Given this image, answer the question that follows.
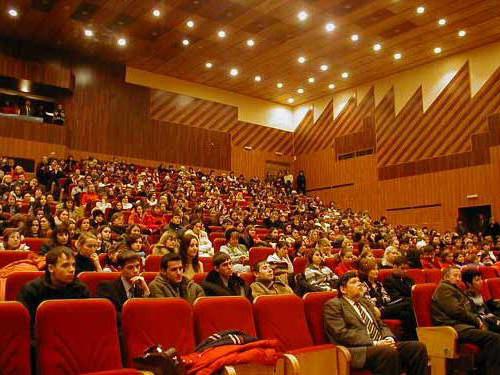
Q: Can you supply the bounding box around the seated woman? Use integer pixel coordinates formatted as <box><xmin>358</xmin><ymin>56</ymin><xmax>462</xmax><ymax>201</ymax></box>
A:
<box><xmin>317</xmin><ymin>237</ymin><xmax>334</xmax><ymax>258</ymax></box>
<box><xmin>124</xmin><ymin>234</ymin><xmax>146</xmax><ymax>259</ymax></box>
<box><xmin>184</xmin><ymin>220</ymin><xmax>213</xmax><ymax>257</ymax></box>
<box><xmin>39</xmin><ymin>215</ymin><xmax>54</xmax><ymax>238</ymax></box>
<box><xmin>334</xmin><ymin>246</ymin><xmax>357</xmax><ymax>276</ymax></box>
<box><xmin>54</xmin><ymin>209</ymin><xmax>71</xmax><ymax>227</ymax></box>
<box><xmin>127</xmin><ymin>205</ymin><xmax>148</xmax><ymax>232</ymax></box>
<box><xmin>40</xmin><ymin>225</ymin><xmax>71</xmax><ymax>255</ymax></box>
<box><xmin>76</xmin><ymin>217</ymin><xmax>93</xmax><ymax>237</ymax></box>
<box><xmin>179</xmin><ymin>233</ymin><xmax>204</xmax><ymax>280</ymax></box>
<box><xmin>96</xmin><ymin>225</ymin><xmax>113</xmax><ymax>254</ymax></box>
<box><xmin>264</xmin><ymin>228</ymin><xmax>280</xmax><ymax>248</ymax></box>
<box><xmin>304</xmin><ymin>249</ymin><xmax>338</xmax><ymax>291</ymax></box>
<box><xmin>239</xmin><ymin>224</ymin><xmax>267</xmax><ymax>250</ymax></box>
<box><xmin>0</xmin><ymin>228</ymin><xmax>30</xmax><ymax>251</ymax></box>
<box><xmin>143</xmin><ymin>205</ymin><xmax>167</xmax><ymax>233</ymax></box>
<box><xmin>23</xmin><ymin>217</ymin><xmax>41</xmax><ymax>238</ymax></box>
<box><xmin>380</xmin><ymin>245</ymin><xmax>401</xmax><ymax>269</ymax></box>
<box><xmin>75</xmin><ymin>232</ymin><xmax>103</xmax><ymax>274</ymax></box>
<box><xmin>220</xmin><ymin>228</ymin><xmax>250</xmax><ymax>273</ymax></box>
<box><xmin>152</xmin><ymin>231</ymin><xmax>179</xmax><ymax>256</ymax></box>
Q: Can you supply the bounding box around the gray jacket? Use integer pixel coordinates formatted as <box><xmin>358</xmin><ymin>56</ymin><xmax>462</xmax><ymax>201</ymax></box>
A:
<box><xmin>148</xmin><ymin>274</ymin><xmax>205</xmax><ymax>304</ymax></box>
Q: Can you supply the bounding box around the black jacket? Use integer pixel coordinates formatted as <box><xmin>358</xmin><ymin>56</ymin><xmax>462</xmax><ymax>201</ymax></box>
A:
<box><xmin>202</xmin><ymin>270</ymin><xmax>252</xmax><ymax>300</ymax></box>
<box><xmin>75</xmin><ymin>253</ymin><xmax>97</xmax><ymax>275</ymax></box>
<box><xmin>383</xmin><ymin>275</ymin><xmax>415</xmax><ymax>301</ymax></box>
<box><xmin>97</xmin><ymin>277</ymin><xmax>128</xmax><ymax>312</ymax></box>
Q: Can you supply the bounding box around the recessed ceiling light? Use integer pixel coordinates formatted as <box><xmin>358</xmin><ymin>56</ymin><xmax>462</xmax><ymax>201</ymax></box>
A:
<box><xmin>117</xmin><ymin>38</ymin><xmax>127</xmax><ymax>47</ymax></box>
<box><xmin>152</xmin><ymin>9</ymin><xmax>161</xmax><ymax>17</ymax></box>
<box><xmin>246</xmin><ymin>39</ymin><xmax>255</xmax><ymax>47</ymax></box>
<box><xmin>373</xmin><ymin>43</ymin><xmax>382</xmax><ymax>51</ymax></box>
<box><xmin>297</xmin><ymin>11</ymin><xmax>308</xmax><ymax>21</ymax></box>
<box><xmin>328</xmin><ymin>83</ymin><xmax>336</xmax><ymax>90</ymax></box>
<box><xmin>320</xmin><ymin>64</ymin><xmax>329</xmax><ymax>71</ymax></box>
<box><xmin>341</xmin><ymin>72</ymin><xmax>349</xmax><ymax>79</ymax></box>
<box><xmin>438</xmin><ymin>18</ymin><xmax>446</xmax><ymax>26</ymax></box>
<box><xmin>351</xmin><ymin>34</ymin><xmax>359</xmax><ymax>42</ymax></box>
<box><xmin>325</xmin><ymin>22</ymin><xmax>336</xmax><ymax>32</ymax></box>
<box><xmin>8</xmin><ymin>8</ymin><xmax>19</xmax><ymax>17</ymax></box>
<box><xmin>186</xmin><ymin>20</ymin><xmax>195</xmax><ymax>28</ymax></box>
<box><xmin>393</xmin><ymin>52</ymin><xmax>402</xmax><ymax>60</ymax></box>
<box><xmin>205</xmin><ymin>62</ymin><xmax>213</xmax><ymax>69</ymax></box>
<box><xmin>308</xmin><ymin>77</ymin><xmax>315</xmax><ymax>83</ymax></box>
<box><xmin>434</xmin><ymin>47</ymin><xmax>442</xmax><ymax>54</ymax></box>
<box><xmin>229</xmin><ymin>68</ymin><xmax>239</xmax><ymax>76</ymax></box>
<box><xmin>458</xmin><ymin>30</ymin><xmax>467</xmax><ymax>37</ymax></box>
<box><xmin>416</xmin><ymin>6</ymin><xmax>425</xmax><ymax>14</ymax></box>
<box><xmin>297</xmin><ymin>88</ymin><xmax>304</xmax><ymax>94</ymax></box>
<box><xmin>182</xmin><ymin>39</ymin><xmax>190</xmax><ymax>46</ymax></box>
<box><xmin>84</xmin><ymin>29</ymin><xmax>94</xmax><ymax>37</ymax></box>
<box><xmin>254</xmin><ymin>75</ymin><xmax>262</xmax><ymax>82</ymax></box>
<box><xmin>217</xmin><ymin>30</ymin><xmax>226</xmax><ymax>38</ymax></box>
<box><xmin>277</xmin><ymin>82</ymin><xmax>284</xmax><ymax>88</ymax></box>
<box><xmin>287</xmin><ymin>98</ymin><xmax>295</xmax><ymax>104</ymax></box>
<box><xmin>297</xmin><ymin>56</ymin><xmax>306</xmax><ymax>64</ymax></box>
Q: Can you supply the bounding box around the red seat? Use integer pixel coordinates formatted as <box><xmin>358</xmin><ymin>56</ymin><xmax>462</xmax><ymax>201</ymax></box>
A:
<box><xmin>293</xmin><ymin>257</ymin><xmax>307</xmax><ymax>274</ymax></box>
<box><xmin>208</xmin><ymin>231</ymin><xmax>225</xmax><ymax>243</ymax></box>
<box><xmin>23</xmin><ymin>237</ymin><xmax>48</xmax><ymax>253</ymax></box>
<box><xmin>199</xmin><ymin>256</ymin><xmax>213</xmax><ymax>272</ymax></box>
<box><xmin>249</xmin><ymin>247</ymin><xmax>275</xmax><ymax>267</ymax></box>
<box><xmin>303</xmin><ymin>291</ymin><xmax>337</xmax><ymax>345</ymax></box>
<box><xmin>122</xmin><ymin>298</ymin><xmax>196</xmax><ymax>367</ymax></box>
<box><xmin>208</xmin><ymin>226</ymin><xmax>223</xmax><ymax>232</ymax></box>
<box><xmin>78</xmin><ymin>272</ymin><xmax>121</xmax><ymax>297</ymax></box>
<box><xmin>192</xmin><ymin>272</ymin><xmax>208</xmax><ymax>285</ymax></box>
<box><xmin>0</xmin><ymin>301</ymin><xmax>31</xmax><ymax>375</ymax></box>
<box><xmin>371</xmin><ymin>249</ymin><xmax>384</xmax><ymax>258</ymax></box>
<box><xmin>424</xmin><ymin>268</ymin><xmax>442</xmax><ymax>283</ymax></box>
<box><xmin>324</xmin><ymin>257</ymin><xmax>339</xmax><ymax>272</ymax></box>
<box><xmin>144</xmin><ymin>255</ymin><xmax>162</xmax><ymax>272</ymax></box>
<box><xmin>377</xmin><ymin>269</ymin><xmax>393</xmax><ymax>282</ymax></box>
<box><xmin>478</xmin><ymin>266</ymin><xmax>498</xmax><ymax>279</ymax></box>
<box><xmin>406</xmin><ymin>269</ymin><xmax>426</xmax><ymax>284</ymax></box>
<box><xmin>0</xmin><ymin>250</ymin><xmax>30</xmax><ymax>269</ymax></box>
<box><xmin>213</xmin><ymin>238</ymin><xmax>226</xmax><ymax>253</ymax></box>
<box><xmin>4</xmin><ymin>271</ymin><xmax>44</xmax><ymax>301</ymax></box>
<box><xmin>239</xmin><ymin>272</ymin><xmax>255</xmax><ymax>285</ymax></box>
<box><xmin>36</xmin><ymin>299</ymin><xmax>140</xmax><ymax>375</ymax></box>
<box><xmin>485</xmin><ymin>277</ymin><xmax>500</xmax><ymax>299</ymax></box>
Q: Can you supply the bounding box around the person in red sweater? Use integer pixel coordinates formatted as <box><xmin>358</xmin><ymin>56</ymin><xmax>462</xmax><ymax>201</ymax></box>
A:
<box><xmin>143</xmin><ymin>205</ymin><xmax>166</xmax><ymax>233</ymax></box>
<box><xmin>335</xmin><ymin>246</ymin><xmax>358</xmax><ymax>276</ymax></box>
<box><xmin>420</xmin><ymin>245</ymin><xmax>440</xmax><ymax>269</ymax></box>
<box><xmin>80</xmin><ymin>184</ymin><xmax>99</xmax><ymax>206</ymax></box>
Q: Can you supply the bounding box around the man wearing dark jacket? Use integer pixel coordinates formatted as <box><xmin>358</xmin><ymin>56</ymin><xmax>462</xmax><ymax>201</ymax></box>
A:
<box><xmin>202</xmin><ymin>253</ymin><xmax>252</xmax><ymax>300</ymax></box>
<box><xmin>383</xmin><ymin>256</ymin><xmax>414</xmax><ymax>301</ymax></box>
<box><xmin>18</xmin><ymin>246</ymin><xmax>90</xmax><ymax>323</ymax></box>
<box><xmin>432</xmin><ymin>266</ymin><xmax>500</xmax><ymax>375</ymax></box>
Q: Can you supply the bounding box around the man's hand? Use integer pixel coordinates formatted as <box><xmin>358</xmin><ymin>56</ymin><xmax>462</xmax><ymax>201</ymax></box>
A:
<box><xmin>130</xmin><ymin>275</ymin><xmax>150</xmax><ymax>297</ymax></box>
<box><xmin>374</xmin><ymin>338</ymin><xmax>397</xmax><ymax>349</ymax></box>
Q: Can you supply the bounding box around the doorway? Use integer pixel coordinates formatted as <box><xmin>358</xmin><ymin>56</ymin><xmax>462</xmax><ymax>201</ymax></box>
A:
<box><xmin>458</xmin><ymin>205</ymin><xmax>491</xmax><ymax>234</ymax></box>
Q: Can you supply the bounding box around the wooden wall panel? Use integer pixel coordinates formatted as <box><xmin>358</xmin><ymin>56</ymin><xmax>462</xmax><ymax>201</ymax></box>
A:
<box><xmin>0</xmin><ymin>117</ymin><xmax>66</xmax><ymax>144</ymax></box>
<box><xmin>0</xmin><ymin>137</ymin><xmax>67</xmax><ymax>164</ymax></box>
<box><xmin>232</xmin><ymin>146</ymin><xmax>292</xmax><ymax>179</ymax></box>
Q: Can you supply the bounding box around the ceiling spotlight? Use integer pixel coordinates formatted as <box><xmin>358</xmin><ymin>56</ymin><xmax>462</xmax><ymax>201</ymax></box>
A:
<box><xmin>351</xmin><ymin>34</ymin><xmax>359</xmax><ymax>42</ymax></box>
<box><xmin>433</xmin><ymin>47</ymin><xmax>442</xmax><ymax>54</ymax></box>
<box><xmin>308</xmin><ymin>77</ymin><xmax>315</xmax><ymax>83</ymax></box>
<box><xmin>458</xmin><ymin>30</ymin><xmax>467</xmax><ymax>37</ymax></box>
<box><xmin>246</xmin><ymin>39</ymin><xmax>255</xmax><ymax>47</ymax></box>
<box><xmin>205</xmin><ymin>62</ymin><xmax>213</xmax><ymax>69</ymax></box>
<box><xmin>217</xmin><ymin>30</ymin><xmax>226</xmax><ymax>38</ymax></box>
<box><xmin>287</xmin><ymin>98</ymin><xmax>295</xmax><ymax>104</ymax></box>
<box><xmin>328</xmin><ymin>83</ymin><xmax>335</xmax><ymax>90</ymax></box>
<box><xmin>325</xmin><ymin>22</ymin><xmax>336</xmax><ymax>32</ymax></box>
<box><xmin>276</xmin><ymin>82</ymin><xmax>284</xmax><ymax>88</ymax></box>
<box><xmin>393</xmin><ymin>52</ymin><xmax>402</xmax><ymax>60</ymax></box>
<box><xmin>117</xmin><ymin>38</ymin><xmax>127</xmax><ymax>47</ymax></box>
<box><xmin>254</xmin><ymin>75</ymin><xmax>262</xmax><ymax>82</ymax></box>
<box><xmin>416</xmin><ymin>6</ymin><xmax>425</xmax><ymax>14</ymax></box>
<box><xmin>297</xmin><ymin>56</ymin><xmax>306</xmax><ymax>64</ymax></box>
<box><xmin>84</xmin><ymin>29</ymin><xmax>94</xmax><ymax>37</ymax></box>
<box><xmin>297</xmin><ymin>88</ymin><xmax>304</xmax><ymax>94</ymax></box>
<box><xmin>297</xmin><ymin>11</ymin><xmax>308</xmax><ymax>21</ymax></box>
<box><xmin>373</xmin><ymin>43</ymin><xmax>382</xmax><ymax>51</ymax></box>
<box><xmin>8</xmin><ymin>8</ymin><xmax>19</xmax><ymax>17</ymax></box>
<box><xmin>438</xmin><ymin>18</ymin><xmax>446</xmax><ymax>26</ymax></box>
<box><xmin>182</xmin><ymin>39</ymin><xmax>190</xmax><ymax>46</ymax></box>
<box><xmin>152</xmin><ymin>9</ymin><xmax>161</xmax><ymax>17</ymax></box>
<box><xmin>320</xmin><ymin>64</ymin><xmax>329</xmax><ymax>71</ymax></box>
<box><xmin>229</xmin><ymin>68</ymin><xmax>239</xmax><ymax>76</ymax></box>
<box><xmin>341</xmin><ymin>72</ymin><xmax>349</xmax><ymax>79</ymax></box>
<box><xmin>186</xmin><ymin>20</ymin><xmax>195</xmax><ymax>28</ymax></box>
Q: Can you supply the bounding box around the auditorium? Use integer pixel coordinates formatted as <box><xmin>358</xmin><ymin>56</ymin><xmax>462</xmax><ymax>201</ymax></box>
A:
<box><xmin>0</xmin><ymin>1</ymin><xmax>500</xmax><ymax>374</ymax></box>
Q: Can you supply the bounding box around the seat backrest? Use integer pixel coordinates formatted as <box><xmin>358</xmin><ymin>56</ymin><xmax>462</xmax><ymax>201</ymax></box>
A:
<box><xmin>372</xmin><ymin>249</ymin><xmax>385</xmax><ymax>258</ymax></box>
<box><xmin>213</xmin><ymin>238</ymin><xmax>226</xmax><ymax>253</ymax></box>
<box><xmin>199</xmin><ymin>256</ymin><xmax>213</xmax><ymax>272</ymax></box>
<box><xmin>77</xmin><ymin>272</ymin><xmax>121</xmax><ymax>297</ymax></box>
<box><xmin>405</xmin><ymin>269</ymin><xmax>426</xmax><ymax>284</ymax></box>
<box><xmin>377</xmin><ymin>269</ymin><xmax>394</xmax><ymax>283</ymax></box>
<box><xmin>193</xmin><ymin>296</ymin><xmax>256</xmax><ymax>343</ymax></box>
<box><xmin>0</xmin><ymin>301</ymin><xmax>31</xmax><ymax>375</ymax></box>
<box><xmin>145</xmin><ymin>255</ymin><xmax>162</xmax><ymax>272</ymax></box>
<box><xmin>293</xmin><ymin>257</ymin><xmax>307</xmax><ymax>274</ymax></box>
<box><xmin>23</xmin><ymin>238</ymin><xmax>47</xmax><ymax>253</ymax></box>
<box><xmin>122</xmin><ymin>298</ymin><xmax>195</xmax><ymax>367</ymax></box>
<box><xmin>0</xmin><ymin>250</ymin><xmax>30</xmax><ymax>269</ymax></box>
<box><xmin>424</xmin><ymin>268</ymin><xmax>442</xmax><ymax>284</ymax></box>
<box><xmin>192</xmin><ymin>272</ymin><xmax>208</xmax><ymax>285</ymax></box>
<box><xmin>240</xmin><ymin>272</ymin><xmax>255</xmax><ymax>285</ymax></box>
<box><xmin>479</xmin><ymin>266</ymin><xmax>498</xmax><ymax>279</ymax></box>
<box><xmin>249</xmin><ymin>247</ymin><xmax>275</xmax><ymax>267</ymax></box>
<box><xmin>209</xmin><ymin>232</ymin><xmax>225</xmax><ymax>243</ymax></box>
<box><xmin>324</xmin><ymin>257</ymin><xmax>339</xmax><ymax>272</ymax></box>
<box><xmin>486</xmin><ymin>278</ymin><xmax>500</xmax><ymax>299</ymax></box>
<box><xmin>303</xmin><ymin>291</ymin><xmax>338</xmax><ymax>345</ymax></box>
<box><xmin>254</xmin><ymin>294</ymin><xmax>314</xmax><ymax>350</ymax></box>
<box><xmin>5</xmin><ymin>271</ymin><xmax>44</xmax><ymax>301</ymax></box>
<box><xmin>36</xmin><ymin>299</ymin><xmax>123</xmax><ymax>375</ymax></box>
<box><xmin>412</xmin><ymin>283</ymin><xmax>437</xmax><ymax>327</ymax></box>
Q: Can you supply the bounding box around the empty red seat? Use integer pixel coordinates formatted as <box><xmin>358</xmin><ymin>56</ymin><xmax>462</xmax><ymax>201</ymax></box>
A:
<box><xmin>144</xmin><ymin>255</ymin><xmax>162</xmax><ymax>272</ymax></box>
<box><xmin>0</xmin><ymin>301</ymin><xmax>31</xmax><ymax>375</ymax></box>
<box><xmin>36</xmin><ymin>299</ymin><xmax>141</xmax><ymax>375</ymax></box>
<box><xmin>486</xmin><ymin>278</ymin><xmax>500</xmax><ymax>299</ymax></box>
<box><xmin>4</xmin><ymin>271</ymin><xmax>44</xmax><ymax>301</ymax></box>
<box><xmin>78</xmin><ymin>272</ymin><xmax>121</xmax><ymax>297</ymax></box>
<box><xmin>199</xmin><ymin>256</ymin><xmax>213</xmax><ymax>272</ymax></box>
<box><xmin>293</xmin><ymin>257</ymin><xmax>307</xmax><ymax>274</ymax></box>
<box><xmin>377</xmin><ymin>269</ymin><xmax>393</xmax><ymax>282</ymax></box>
<box><xmin>478</xmin><ymin>266</ymin><xmax>498</xmax><ymax>279</ymax></box>
<box><xmin>405</xmin><ymin>269</ymin><xmax>426</xmax><ymax>284</ymax></box>
<box><xmin>424</xmin><ymin>268</ymin><xmax>442</xmax><ymax>283</ymax></box>
<box><xmin>0</xmin><ymin>250</ymin><xmax>30</xmax><ymax>269</ymax></box>
<box><xmin>249</xmin><ymin>247</ymin><xmax>275</xmax><ymax>267</ymax></box>
<box><xmin>303</xmin><ymin>291</ymin><xmax>337</xmax><ymax>345</ymax></box>
<box><xmin>23</xmin><ymin>238</ymin><xmax>47</xmax><ymax>253</ymax></box>
<box><xmin>213</xmin><ymin>238</ymin><xmax>226</xmax><ymax>253</ymax></box>
<box><xmin>192</xmin><ymin>272</ymin><xmax>208</xmax><ymax>285</ymax></box>
<box><xmin>209</xmin><ymin>232</ymin><xmax>225</xmax><ymax>243</ymax></box>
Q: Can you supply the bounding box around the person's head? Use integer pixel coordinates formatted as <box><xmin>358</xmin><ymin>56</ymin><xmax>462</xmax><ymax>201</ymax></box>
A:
<box><xmin>318</xmin><ymin>238</ymin><xmax>332</xmax><ymax>254</ymax></box>
<box><xmin>171</xmin><ymin>211</ymin><xmax>182</xmax><ymax>225</ymax></box>
<box><xmin>77</xmin><ymin>232</ymin><xmax>99</xmax><ymax>257</ymax></box>
<box><xmin>98</xmin><ymin>225</ymin><xmax>112</xmax><ymax>241</ymax></box>
<box><xmin>117</xmin><ymin>251</ymin><xmax>142</xmax><ymax>281</ymax></box>
<box><xmin>462</xmin><ymin>268</ymin><xmax>482</xmax><ymax>293</ymax></box>
<box><xmin>52</xmin><ymin>225</ymin><xmax>70</xmax><ymax>246</ymax></box>
<box><xmin>111</xmin><ymin>213</ymin><xmax>124</xmax><ymax>226</ymax></box>
<box><xmin>384</xmin><ymin>246</ymin><xmax>400</xmax><ymax>264</ymax></box>
<box><xmin>2</xmin><ymin>228</ymin><xmax>22</xmax><ymax>250</ymax></box>
<box><xmin>440</xmin><ymin>250</ymin><xmax>454</xmax><ymax>264</ymax></box>
<box><xmin>192</xmin><ymin>220</ymin><xmax>204</xmax><ymax>234</ymax></box>
<box><xmin>275</xmin><ymin>241</ymin><xmax>288</xmax><ymax>258</ymax></box>
<box><xmin>126</xmin><ymin>234</ymin><xmax>143</xmax><ymax>252</ymax></box>
<box><xmin>159</xmin><ymin>231</ymin><xmax>178</xmax><ymax>250</ymax></box>
<box><xmin>226</xmin><ymin>229</ymin><xmax>240</xmax><ymax>246</ymax></box>
<box><xmin>442</xmin><ymin>266</ymin><xmax>461</xmax><ymax>285</ymax></box>
<box><xmin>392</xmin><ymin>256</ymin><xmax>409</xmax><ymax>278</ymax></box>
<box><xmin>39</xmin><ymin>215</ymin><xmax>52</xmax><ymax>231</ymax></box>
<box><xmin>126</xmin><ymin>224</ymin><xmax>142</xmax><ymax>237</ymax></box>
<box><xmin>340</xmin><ymin>247</ymin><xmax>355</xmax><ymax>265</ymax></box>
<box><xmin>179</xmin><ymin>234</ymin><xmax>200</xmax><ymax>270</ymax></box>
<box><xmin>46</xmin><ymin>247</ymin><xmax>75</xmax><ymax>286</ymax></box>
<box><xmin>79</xmin><ymin>217</ymin><xmax>91</xmax><ymax>231</ymax></box>
<box><xmin>253</xmin><ymin>260</ymin><xmax>274</xmax><ymax>281</ymax></box>
<box><xmin>308</xmin><ymin>249</ymin><xmax>324</xmax><ymax>266</ymax></box>
<box><xmin>57</xmin><ymin>209</ymin><xmax>70</xmax><ymax>224</ymax></box>
<box><xmin>359</xmin><ymin>248</ymin><xmax>375</xmax><ymax>262</ymax></box>
<box><xmin>338</xmin><ymin>271</ymin><xmax>363</xmax><ymax>300</ymax></box>
<box><xmin>28</xmin><ymin>218</ymin><xmax>40</xmax><ymax>234</ymax></box>
<box><xmin>160</xmin><ymin>253</ymin><xmax>183</xmax><ymax>285</ymax></box>
<box><xmin>213</xmin><ymin>253</ymin><xmax>233</xmax><ymax>279</ymax></box>
<box><xmin>358</xmin><ymin>258</ymin><xmax>378</xmax><ymax>282</ymax></box>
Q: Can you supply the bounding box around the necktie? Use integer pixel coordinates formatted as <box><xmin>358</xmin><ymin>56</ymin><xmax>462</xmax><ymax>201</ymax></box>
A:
<box><xmin>354</xmin><ymin>301</ymin><xmax>382</xmax><ymax>341</ymax></box>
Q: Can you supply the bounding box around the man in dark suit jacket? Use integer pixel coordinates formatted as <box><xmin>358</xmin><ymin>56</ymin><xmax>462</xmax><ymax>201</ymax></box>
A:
<box><xmin>324</xmin><ymin>271</ymin><xmax>427</xmax><ymax>374</ymax></box>
<box><xmin>97</xmin><ymin>251</ymin><xmax>149</xmax><ymax>312</ymax></box>
<box><xmin>432</xmin><ymin>266</ymin><xmax>500</xmax><ymax>375</ymax></box>
<box><xmin>383</xmin><ymin>256</ymin><xmax>415</xmax><ymax>301</ymax></box>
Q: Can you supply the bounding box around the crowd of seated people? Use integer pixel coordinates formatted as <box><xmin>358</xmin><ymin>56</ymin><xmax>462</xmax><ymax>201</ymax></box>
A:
<box><xmin>1</xmin><ymin>155</ymin><xmax>500</xmax><ymax>373</ymax></box>
<box><xmin>0</xmin><ymin>95</ymin><xmax>65</xmax><ymax>124</ymax></box>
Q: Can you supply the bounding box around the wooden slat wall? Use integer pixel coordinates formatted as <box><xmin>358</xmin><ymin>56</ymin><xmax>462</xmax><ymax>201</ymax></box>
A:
<box><xmin>232</xmin><ymin>146</ymin><xmax>292</xmax><ymax>179</ymax></box>
<box><xmin>0</xmin><ymin>117</ymin><xmax>66</xmax><ymax>144</ymax></box>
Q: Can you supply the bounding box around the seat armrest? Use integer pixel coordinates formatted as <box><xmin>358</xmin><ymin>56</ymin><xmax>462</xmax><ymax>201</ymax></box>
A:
<box><xmin>223</xmin><ymin>353</ymin><xmax>299</xmax><ymax>375</ymax></box>
<box><xmin>336</xmin><ymin>346</ymin><xmax>351</xmax><ymax>375</ymax></box>
<box><xmin>417</xmin><ymin>326</ymin><xmax>458</xmax><ymax>358</ymax></box>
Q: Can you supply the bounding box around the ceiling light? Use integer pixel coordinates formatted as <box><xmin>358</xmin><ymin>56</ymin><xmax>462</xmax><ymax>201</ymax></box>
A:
<box><xmin>287</xmin><ymin>98</ymin><xmax>295</xmax><ymax>104</ymax></box>
<box><xmin>229</xmin><ymin>68</ymin><xmax>239</xmax><ymax>76</ymax></box>
<box><xmin>254</xmin><ymin>75</ymin><xmax>262</xmax><ymax>82</ymax></box>
<box><xmin>182</xmin><ymin>39</ymin><xmax>190</xmax><ymax>46</ymax></box>
<box><xmin>458</xmin><ymin>30</ymin><xmax>467</xmax><ymax>37</ymax></box>
<box><xmin>434</xmin><ymin>47</ymin><xmax>442</xmax><ymax>54</ymax></box>
<box><xmin>416</xmin><ymin>6</ymin><xmax>425</xmax><ymax>14</ymax></box>
<box><xmin>328</xmin><ymin>83</ymin><xmax>335</xmax><ymax>90</ymax></box>
<box><xmin>186</xmin><ymin>20</ymin><xmax>195</xmax><ymax>28</ymax></box>
<box><xmin>297</xmin><ymin>56</ymin><xmax>306</xmax><ymax>64</ymax></box>
<box><xmin>373</xmin><ymin>43</ymin><xmax>382</xmax><ymax>51</ymax></box>
<box><xmin>341</xmin><ymin>72</ymin><xmax>349</xmax><ymax>79</ymax></box>
<box><xmin>308</xmin><ymin>77</ymin><xmax>315</xmax><ymax>83</ymax></box>
<box><xmin>351</xmin><ymin>34</ymin><xmax>359</xmax><ymax>42</ymax></box>
<box><xmin>117</xmin><ymin>38</ymin><xmax>127</xmax><ymax>47</ymax></box>
<box><xmin>393</xmin><ymin>52</ymin><xmax>402</xmax><ymax>60</ymax></box>
<box><xmin>152</xmin><ymin>9</ymin><xmax>161</xmax><ymax>17</ymax></box>
<box><xmin>325</xmin><ymin>22</ymin><xmax>336</xmax><ymax>32</ymax></box>
<box><xmin>84</xmin><ymin>29</ymin><xmax>94</xmax><ymax>37</ymax></box>
<box><xmin>8</xmin><ymin>8</ymin><xmax>18</xmax><ymax>17</ymax></box>
<box><xmin>297</xmin><ymin>11</ymin><xmax>308</xmax><ymax>21</ymax></box>
<box><xmin>276</xmin><ymin>82</ymin><xmax>284</xmax><ymax>88</ymax></box>
<box><xmin>246</xmin><ymin>39</ymin><xmax>255</xmax><ymax>47</ymax></box>
<box><xmin>438</xmin><ymin>18</ymin><xmax>446</xmax><ymax>26</ymax></box>
<box><xmin>205</xmin><ymin>62</ymin><xmax>213</xmax><ymax>69</ymax></box>
<box><xmin>217</xmin><ymin>30</ymin><xmax>226</xmax><ymax>38</ymax></box>
<box><xmin>297</xmin><ymin>88</ymin><xmax>304</xmax><ymax>94</ymax></box>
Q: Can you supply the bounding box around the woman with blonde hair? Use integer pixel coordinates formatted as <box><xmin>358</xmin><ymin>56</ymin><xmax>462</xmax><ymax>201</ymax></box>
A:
<box><xmin>75</xmin><ymin>232</ymin><xmax>102</xmax><ymax>274</ymax></box>
<box><xmin>152</xmin><ymin>231</ymin><xmax>179</xmax><ymax>256</ymax></box>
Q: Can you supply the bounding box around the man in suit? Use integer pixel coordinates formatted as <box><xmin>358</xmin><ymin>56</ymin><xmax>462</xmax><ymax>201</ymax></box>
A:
<box><xmin>97</xmin><ymin>251</ymin><xmax>150</xmax><ymax>312</ymax></box>
<box><xmin>324</xmin><ymin>271</ymin><xmax>427</xmax><ymax>374</ymax></box>
<box><xmin>432</xmin><ymin>266</ymin><xmax>500</xmax><ymax>375</ymax></box>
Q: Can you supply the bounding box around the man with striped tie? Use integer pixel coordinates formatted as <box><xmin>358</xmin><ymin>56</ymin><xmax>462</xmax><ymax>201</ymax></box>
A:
<box><xmin>324</xmin><ymin>271</ymin><xmax>428</xmax><ymax>374</ymax></box>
